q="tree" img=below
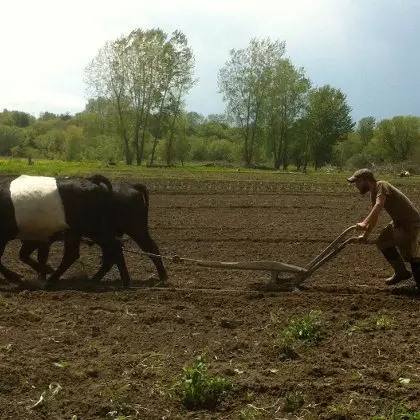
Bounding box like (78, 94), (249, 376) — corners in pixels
(264, 59), (310, 169)
(64, 125), (85, 161)
(0, 125), (25, 155)
(185, 112), (205, 135)
(358, 116), (375, 146)
(0, 110), (35, 128)
(218, 37), (286, 165)
(125, 28), (167, 165)
(85, 37), (133, 163)
(305, 85), (355, 169)
(163, 31), (196, 166)
(85, 28), (195, 166)
(376, 116), (420, 161)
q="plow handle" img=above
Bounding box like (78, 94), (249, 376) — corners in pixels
(305, 225), (359, 271)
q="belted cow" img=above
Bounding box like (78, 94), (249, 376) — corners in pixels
(18, 181), (168, 287)
(0, 174), (130, 288)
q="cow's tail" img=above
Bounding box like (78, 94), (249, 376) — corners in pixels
(131, 183), (149, 226)
(88, 174), (113, 194)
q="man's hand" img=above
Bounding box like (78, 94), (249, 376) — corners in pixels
(356, 222), (368, 231)
(356, 234), (368, 243)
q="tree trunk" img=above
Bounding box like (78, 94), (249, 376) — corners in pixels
(166, 113), (178, 166)
(134, 125), (140, 165)
(138, 113), (150, 165)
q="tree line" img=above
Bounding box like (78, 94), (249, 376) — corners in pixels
(1, 29), (419, 170)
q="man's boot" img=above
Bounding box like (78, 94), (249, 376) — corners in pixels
(410, 258), (420, 289)
(381, 247), (412, 285)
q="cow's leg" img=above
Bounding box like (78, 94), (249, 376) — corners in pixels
(38, 244), (54, 274)
(19, 241), (54, 281)
(45, 233), (81, 288)
(129, 228), (168, 283)
(113, 241), (130, 288)
(0, 240), (23, 283)
(90, 237), (130, 288)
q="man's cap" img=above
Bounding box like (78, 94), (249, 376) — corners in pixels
(347, 168), (375, 183)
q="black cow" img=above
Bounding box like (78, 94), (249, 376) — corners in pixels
(18, 181), (168, 286)
(0, 174), (130, 288)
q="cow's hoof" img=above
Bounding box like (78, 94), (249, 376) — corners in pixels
(6, 272), (24, 283)
(45, 265), (55, 274)
(37, 273), (47, 283)
(44, 281), (60, 291)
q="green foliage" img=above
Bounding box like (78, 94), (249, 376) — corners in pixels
(376, 116), (420, 161)
(334, 132), (364, 167)
(375, 314), (395, 330)
(345, 313), (395, 334)
(283, 391), (305, 413)
(172, 355), (232, 410)
(306, 85), (355, 169)
(277, 310), (323, 359)
(239, 405), (262, 419)
(327, 403), (352, 418)
(372, 403), (420, 419)
(0, 125), (25, 156)
(85, 27), (195, 165)
(358, 116), (376, 145)
(189, 136), (209, 161)
(281, 310), (323, 343)
(208, 139), (235, 161)
(218, 37), (287, 164)
(0, 110), (35, 127)
(264, 59), (310, 169)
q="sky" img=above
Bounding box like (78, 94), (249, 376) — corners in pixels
(1, 0), (419, 123)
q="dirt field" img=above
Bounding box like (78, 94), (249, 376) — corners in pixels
(1, 174), (420, 419)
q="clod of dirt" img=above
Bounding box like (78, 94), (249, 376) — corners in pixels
(220, 317), (242, 329)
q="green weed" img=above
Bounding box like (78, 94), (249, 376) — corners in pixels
(283, 391), (305, 413)
(172, 354), (232, 410)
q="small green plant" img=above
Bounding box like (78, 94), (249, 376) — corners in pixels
(346, 313), (395, 334)
(29, 382), (62, 409)
(104, 384), (138, 419)
(239, 405), (261, 419)
(282, 310), (323, 343)
(372, 403), (420, 419)
(375, 314), (394, 330)
(53, 360), (70, 368)
(172, 355), (232, 410)
(283, 391), (305, 413)
(327, 403), (351, 418)
(277, 336), (299, 360)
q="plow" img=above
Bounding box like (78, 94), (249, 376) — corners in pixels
(142, 225), (362, 290)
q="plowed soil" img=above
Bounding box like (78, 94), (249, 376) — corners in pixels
(1, 174), (420, 419)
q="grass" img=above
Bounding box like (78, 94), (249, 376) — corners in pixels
(1, 157), (416, 184)
(372, 403), (420, 419)
(276, 310), (323, 360)
(171, 354), (232, 410)
(345, 313), (395, 334)
(281, 310), (324, 343)
(283, 391), (305, 413)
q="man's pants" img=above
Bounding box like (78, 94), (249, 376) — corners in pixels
(376, 222), (420, 261)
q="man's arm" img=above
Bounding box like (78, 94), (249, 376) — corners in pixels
(357, 194), (386, 237)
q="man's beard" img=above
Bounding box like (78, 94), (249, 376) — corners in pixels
(359, 184), (370, 195)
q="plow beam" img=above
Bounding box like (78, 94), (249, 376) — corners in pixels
(194, 259), (307, 273)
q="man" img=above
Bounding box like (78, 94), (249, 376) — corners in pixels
(348, 168), (420, 288)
